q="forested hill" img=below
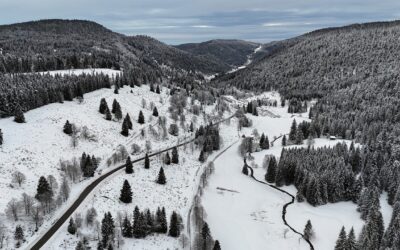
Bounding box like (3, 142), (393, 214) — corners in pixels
(0, 19), (229, 74)
(176, 39), (260, 68)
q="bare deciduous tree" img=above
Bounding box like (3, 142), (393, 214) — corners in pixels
(12, 171), (26, 187)
(6, 198), (20, 221)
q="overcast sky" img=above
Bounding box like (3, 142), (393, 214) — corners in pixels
(0, 0), (399, 44)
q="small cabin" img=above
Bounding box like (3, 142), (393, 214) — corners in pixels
(330, 136), (336, 140)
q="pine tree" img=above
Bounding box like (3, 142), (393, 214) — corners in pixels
(289, 119), (297, 141)
(99, 98), (108, 114)
(144, 153), (150, 169)
(168, 211), (180, 237)
(124, 113), (133, 129)
(265, 156), (277, 183)
(156, 85), (161, 94)
(14, 106), (25, 123)
(119, 180), (133, 203)
(68, 218), (77, 235)
(156, 167), (166, 185)
(189, 122), (194, 132)
(105, 106), (112, 121)
(125, 156), (133, 174)
(303, 220), (313, 240)
(346, 227), (357, 250)
(164, 152), (171, 165)
(282, 135), (287, 146)
(150, 84), (155, 92)
(199, 150), (205, 163)
(171, 147), (179, 164)
(153, 107), (159, 117)
(138, 111), (145, 124)
(213, 240), (221, 250)
(242, 158), (249, 175)
(0, 129), (3, 145)
(63, 120), (73, 135)
(122, 215), (133, 238)
(121, 119), (129, 137)
(334, 226), (347, 250)
(262, 134), (270, 149)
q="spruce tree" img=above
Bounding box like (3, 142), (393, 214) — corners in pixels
(213, 240), (221, 250)
(156, 85), (161, 94)
(144, 153), (150, 169)
(63, 120), (73, 135)
(303, 220), (313, 240)
(289, 119), (297, 141)
(121, 119), (129, 137)
(199, 150), (205, 163)
(168, 211), (180, 237)
(14, 225), (24, 244)
(14, 106), (25, 123)
(68, 218), (77, 235)
(119, 180), (133, 203)
(125, 156), (133, 174)
(111, 99), (118, 114)
(105, 106), (112, 121)
(99, 98), (108, 114)
(201, 223), (211, 249)
(156, 167), (166, 185)
(346, 227), (357, 250)
(282, 135), (287, 146)
(153, 107), (159, 117)
(242, 159), (249, 175)
(150, 84), (155, 92)
(265, 156), (277, 183)
(171, 147), (179, 164)
(164, 152), (171, 165)
(138, 111), (145, 124)
(114, 83), (119, 94)
(259, 133), (265, 149)
(35, 176), (53, 203)
(0, 129), (3, 145)
(160, 207), (168, 233)
(101, 212), (115, 248)
(358, 205), (384, 249)
(295, 129), (304, 145)
(122, 215), (133, 238)
(334, 226), (347, 250)
(114, 103), (122, 121)
(124, 113), (133, 130)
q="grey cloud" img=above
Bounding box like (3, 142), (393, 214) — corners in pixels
(0, 0), (400, 44)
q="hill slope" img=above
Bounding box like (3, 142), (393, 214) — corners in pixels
(176, 39), (260, 68)
(0, 19), (228, 74)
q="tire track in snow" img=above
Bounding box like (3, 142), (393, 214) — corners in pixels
(246, 166), (315, 250)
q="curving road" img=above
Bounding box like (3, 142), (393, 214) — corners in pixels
(246, 166), (315, 250)
(30, 115), (234, 250)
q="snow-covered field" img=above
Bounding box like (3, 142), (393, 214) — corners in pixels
(201, 92), (393, 250)
(0, 69), (229, 249)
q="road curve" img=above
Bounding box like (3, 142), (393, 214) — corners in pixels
(30, 115), (234, 250)
(246, 166), (315, 250)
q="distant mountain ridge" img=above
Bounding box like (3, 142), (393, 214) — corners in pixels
(176, 39), (260, 68)
(0, 19), (255, 74)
